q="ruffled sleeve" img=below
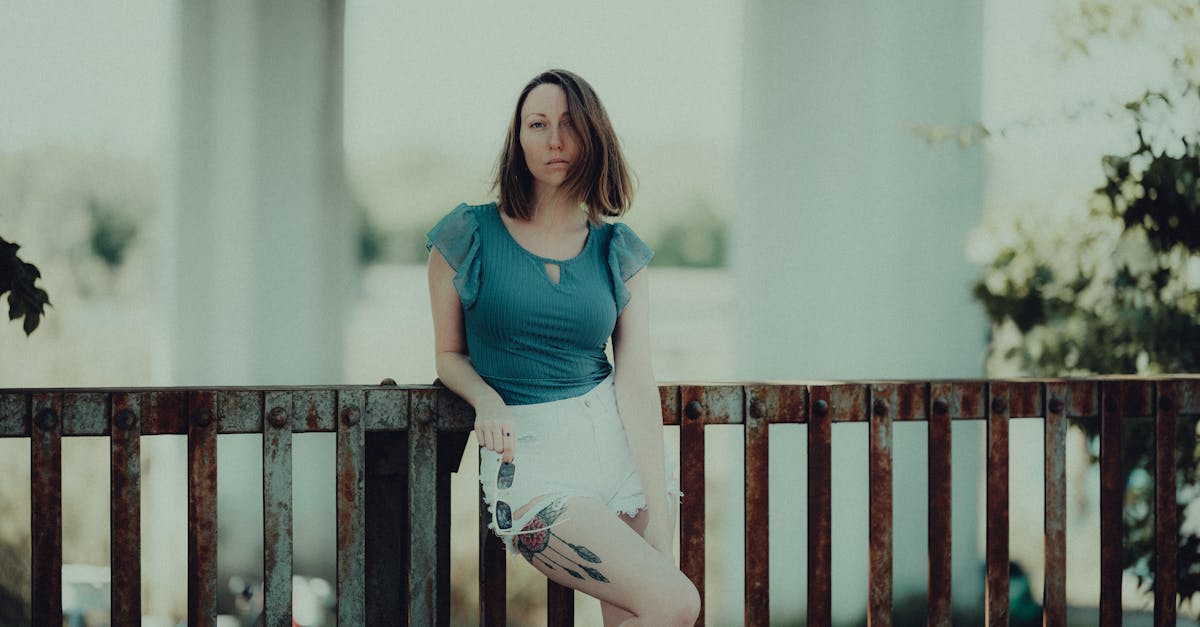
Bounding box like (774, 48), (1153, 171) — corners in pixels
(426, 203), (482, 309)
(607, 223), (654, 314)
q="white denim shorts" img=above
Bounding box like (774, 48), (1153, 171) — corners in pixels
(478, 375), (681, 556)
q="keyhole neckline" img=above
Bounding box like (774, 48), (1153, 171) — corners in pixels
(493, 204), (595, 264)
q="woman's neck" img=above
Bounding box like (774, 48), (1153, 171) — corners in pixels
(528, 187), (585, 229)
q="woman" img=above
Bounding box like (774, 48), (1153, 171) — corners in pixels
(426, 69), (700, 626)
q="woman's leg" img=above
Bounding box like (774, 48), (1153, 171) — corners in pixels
(598, 501), (681, 627)
(511, 496), (698, 626)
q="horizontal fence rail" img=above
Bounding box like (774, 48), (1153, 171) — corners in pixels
(1, 377), (1197, 626)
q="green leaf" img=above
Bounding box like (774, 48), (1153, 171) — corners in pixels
(8, 293), (24, 321)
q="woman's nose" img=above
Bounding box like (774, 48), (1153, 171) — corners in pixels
(548, 127), (563, 149)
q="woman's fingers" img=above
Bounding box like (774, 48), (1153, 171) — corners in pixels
(501, 428), (516, 463)
(477, 425), (494, 452)
(476, 420), (516, 460)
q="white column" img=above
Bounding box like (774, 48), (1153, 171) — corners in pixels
(161, 0), (350, 600)
(736, 1), (985, 621)
(168, 0), (350, 387)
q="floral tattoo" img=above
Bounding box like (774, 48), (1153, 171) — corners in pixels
(516, 499), (609, 583)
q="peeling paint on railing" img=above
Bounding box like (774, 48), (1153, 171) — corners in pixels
(1, 377), (1196, 626)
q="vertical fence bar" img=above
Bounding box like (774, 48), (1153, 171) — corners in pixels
(679, 385), (706, 625)
(986, 382), (1010, 627)
(808, 385), (832, 627)
(927, 383), (953, 627)
(744, 385), (772, 625)
(30, 392), (62, 626)
(1099, 382), (1123, 627)
(868, 385), (894, 627)
(263, 392), (293, 627)
(110, 392), (142, 624)
(1153, 381), (1178, 627)
(365, 385), (409, 623)
(366, 428), (409, 622)
(188, 391), (219, 627)
(479, 482), (506, 627)
(1043, 383), (1068, 627)
(547, 581), (575, 625)
(439, 430), (471, 627)
(337, 390), (367, 625)
(409, 389), (439, 625)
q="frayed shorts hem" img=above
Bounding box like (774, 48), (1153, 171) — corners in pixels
(478, 376), (681, 557)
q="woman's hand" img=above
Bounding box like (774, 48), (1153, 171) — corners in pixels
(474, 397), (517, 463)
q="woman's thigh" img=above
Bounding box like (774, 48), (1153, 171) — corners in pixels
(511, 496), (695, 619)
(599, 503), (679, 626)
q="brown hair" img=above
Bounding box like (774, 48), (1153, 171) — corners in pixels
(493, 69), (635, 223)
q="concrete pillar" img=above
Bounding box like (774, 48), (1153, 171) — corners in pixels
(736, 1), (985, 622)
(160, 0), (350, 608)
(168, 0), (350, 387)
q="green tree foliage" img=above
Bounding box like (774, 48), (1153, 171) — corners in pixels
(358, 200), (388, 266)
(651, 197), (728, 268)
(0, 236), (50, 335)
(973, 0), (1200, 606)
(87, 198), (138, 269)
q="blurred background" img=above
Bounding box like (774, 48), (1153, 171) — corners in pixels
(1, 0), (1197, 625)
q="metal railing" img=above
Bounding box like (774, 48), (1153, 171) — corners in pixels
(1, 377), (1197, 626)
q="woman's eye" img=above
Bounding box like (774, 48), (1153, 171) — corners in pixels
(530, 121), (545, 129)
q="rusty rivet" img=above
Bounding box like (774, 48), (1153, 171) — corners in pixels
(813, 399), (829, 418)
(685, 401), (703, 421)
(932, 398), (949, 416)
(342, 407), (361, 427)
(35, 408), (57, 431)
(268, 407), (288, 428)
(1048, 398), (1064, 414)
(194, 409), (213, 427)
(991, 397), (1008, 414)
(1159, 394), (1174, 411)
(114, 408), (137, 431)
(873, 398), (889, 417)
(749, 400), (766, 419)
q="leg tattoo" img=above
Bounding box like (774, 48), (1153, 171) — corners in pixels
(515, 499), (609, 583)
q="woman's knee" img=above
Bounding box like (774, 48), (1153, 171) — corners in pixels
(673, 577), (701, 625)
(644, 574), (700, 626)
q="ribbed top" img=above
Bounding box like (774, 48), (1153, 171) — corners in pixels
(426, 202), (653, 405)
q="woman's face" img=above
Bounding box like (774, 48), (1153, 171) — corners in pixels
(519, 83), (578, 195)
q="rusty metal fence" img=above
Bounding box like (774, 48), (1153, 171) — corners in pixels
(1, 377), (1197, 626)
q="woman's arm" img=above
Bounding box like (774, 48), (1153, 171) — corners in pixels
(428, 248), (516, 462)
(612, 269), (672, 553)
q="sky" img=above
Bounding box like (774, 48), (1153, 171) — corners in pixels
(0, 0), (1173, 203)
(343, 0), (744, 156)
(0, 1), (171, 155)
(0, 1), (743, 158)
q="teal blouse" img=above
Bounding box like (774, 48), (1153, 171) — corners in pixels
(426, 202), (653, 405)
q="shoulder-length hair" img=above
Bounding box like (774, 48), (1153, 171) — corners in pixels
(493, 69), (635, 223)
